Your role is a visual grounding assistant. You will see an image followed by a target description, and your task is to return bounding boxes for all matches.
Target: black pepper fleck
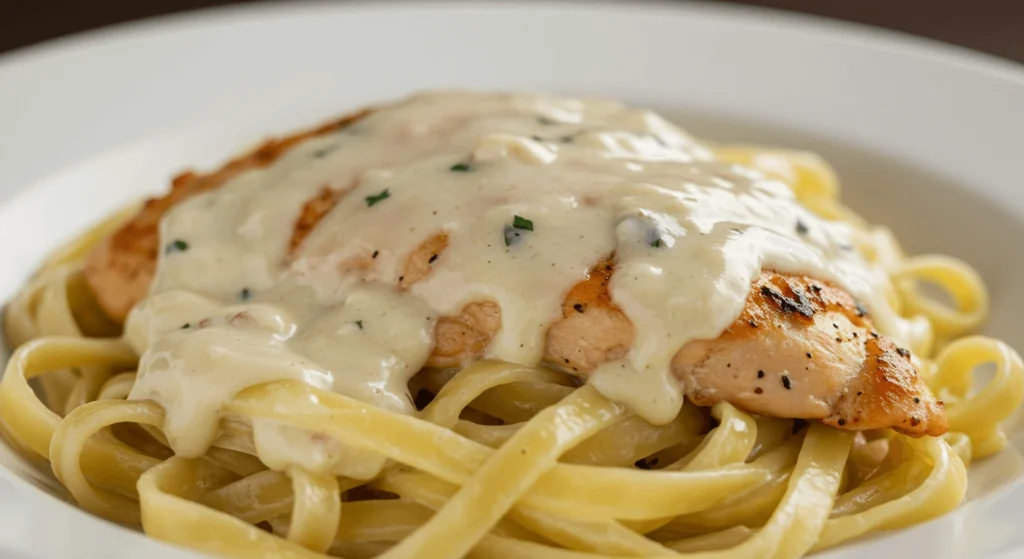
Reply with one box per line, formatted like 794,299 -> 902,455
914,397 -> 921,403
837,418 -> 846,426
781,375 -> 792,389
806,352 -> 813,359
896,347 -> 910,358
757,370 -> 765,379
372,250 -> 379,259
754,387 -> 763,394
749,320 -> 758,328
428,254 -> 438,264
573,303 -> 585,313
795,219 -> 809,235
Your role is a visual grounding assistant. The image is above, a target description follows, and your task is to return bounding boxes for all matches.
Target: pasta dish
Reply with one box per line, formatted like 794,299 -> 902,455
1,91 -> 1021,559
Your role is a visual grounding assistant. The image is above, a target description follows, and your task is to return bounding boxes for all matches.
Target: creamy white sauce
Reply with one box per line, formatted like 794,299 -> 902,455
124,91 -> 904,473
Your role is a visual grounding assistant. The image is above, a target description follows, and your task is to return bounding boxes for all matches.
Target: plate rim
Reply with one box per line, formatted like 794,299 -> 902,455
3,0 -> 1024,85
1,2 -> 1024,559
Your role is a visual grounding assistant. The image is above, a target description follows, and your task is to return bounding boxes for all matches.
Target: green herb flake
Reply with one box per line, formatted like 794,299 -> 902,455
355,320 -> 364,330
651,238 -> 663,248
239,288 -> 251,301
164,239 -> 189,254
450,163 -> 472,172
365,189 -> 390,207
512,215 -> 534,231
536,116 -> 557,125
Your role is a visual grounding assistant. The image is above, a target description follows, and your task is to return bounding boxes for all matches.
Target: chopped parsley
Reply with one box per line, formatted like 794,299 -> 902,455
312,147 -> 334,158
450,163 -> 472,172
181,323 -> 190,329
512,215 -> 534,231
651,238 -> 663,248
355,320 -> 364,330
536,116 -> 557,125
239,288 -> 251,301
164,239 -> 189,254
365,189 -> 390,207
504,216 -> 536,246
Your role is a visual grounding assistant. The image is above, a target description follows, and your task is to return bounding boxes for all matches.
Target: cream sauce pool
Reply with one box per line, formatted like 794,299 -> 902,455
123,91 -> 904,476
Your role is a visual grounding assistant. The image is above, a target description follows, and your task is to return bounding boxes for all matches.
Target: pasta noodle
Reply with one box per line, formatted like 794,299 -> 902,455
0,93 -> 1021,559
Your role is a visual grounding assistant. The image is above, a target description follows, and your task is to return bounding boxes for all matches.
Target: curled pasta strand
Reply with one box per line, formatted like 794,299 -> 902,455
894,255 -> 988,339
97,371 -> 138,401
813,435 -> 967,550
670,403 -> 756,471
49,398 -> 165,524
420,359 -> 568,428
139,457 -> 323,559
930,335 -> 1024,456
286,468 -> 341,553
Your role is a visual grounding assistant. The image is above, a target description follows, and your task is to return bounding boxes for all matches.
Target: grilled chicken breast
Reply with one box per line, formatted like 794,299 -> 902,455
83,112 -> 946,438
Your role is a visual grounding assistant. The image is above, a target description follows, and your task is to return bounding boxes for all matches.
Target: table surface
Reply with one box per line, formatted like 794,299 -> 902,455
1,0 -> 1023,64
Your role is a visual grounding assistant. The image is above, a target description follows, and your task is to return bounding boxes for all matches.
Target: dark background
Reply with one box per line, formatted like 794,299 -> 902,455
1,0 -> 1023,63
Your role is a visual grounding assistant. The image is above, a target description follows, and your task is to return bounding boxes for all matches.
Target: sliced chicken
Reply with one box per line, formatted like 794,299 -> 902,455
672,272 -> 946,437
82,112 -> 946,438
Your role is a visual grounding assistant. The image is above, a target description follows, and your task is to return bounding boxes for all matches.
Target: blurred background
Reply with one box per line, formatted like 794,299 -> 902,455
1,0 -> 1022,63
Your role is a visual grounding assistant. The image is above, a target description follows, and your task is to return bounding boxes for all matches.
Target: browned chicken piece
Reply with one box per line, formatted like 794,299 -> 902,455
544,257 -> 635,374
83,110 -> 369,322
83,113 -> 946,437
672,273 -> 946,437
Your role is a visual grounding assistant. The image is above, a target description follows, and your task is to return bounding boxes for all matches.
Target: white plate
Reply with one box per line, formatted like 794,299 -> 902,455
2,2 -> 1024,558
